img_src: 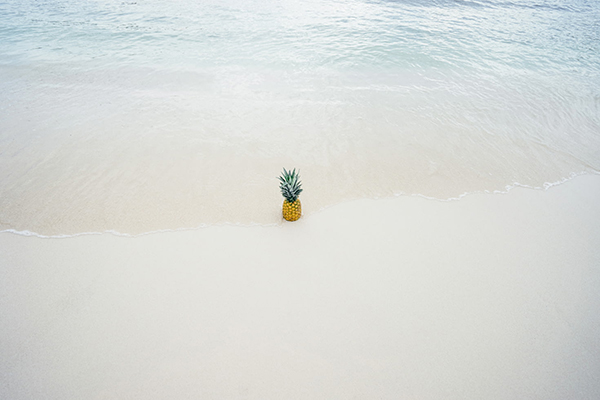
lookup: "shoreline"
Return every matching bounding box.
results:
[1,170,596,239]
[1,173,599,399]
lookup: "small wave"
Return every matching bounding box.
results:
[2,172,596,239]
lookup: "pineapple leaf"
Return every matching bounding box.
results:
[278,167,303,202]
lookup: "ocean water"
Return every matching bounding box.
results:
[1,0,599,236]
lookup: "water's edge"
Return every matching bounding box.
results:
[2,171,596,239]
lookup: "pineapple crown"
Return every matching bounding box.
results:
[278,168,303,202]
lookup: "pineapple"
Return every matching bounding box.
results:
[278,168,303,221]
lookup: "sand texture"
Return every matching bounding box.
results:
[1,174,599,399]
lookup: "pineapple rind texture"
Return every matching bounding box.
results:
[283,199,301,221]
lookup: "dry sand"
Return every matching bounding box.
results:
[1,174,599,399]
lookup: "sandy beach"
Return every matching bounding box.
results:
[1,174,599,399]
[2,0,599,398]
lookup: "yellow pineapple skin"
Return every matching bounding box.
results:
[282,199,301,221]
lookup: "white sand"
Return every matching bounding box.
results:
[1,174,600,399]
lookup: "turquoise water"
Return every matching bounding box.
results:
[1,0,599,235]
[3,0,599,72]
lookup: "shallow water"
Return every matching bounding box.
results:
[1,0,599,235]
